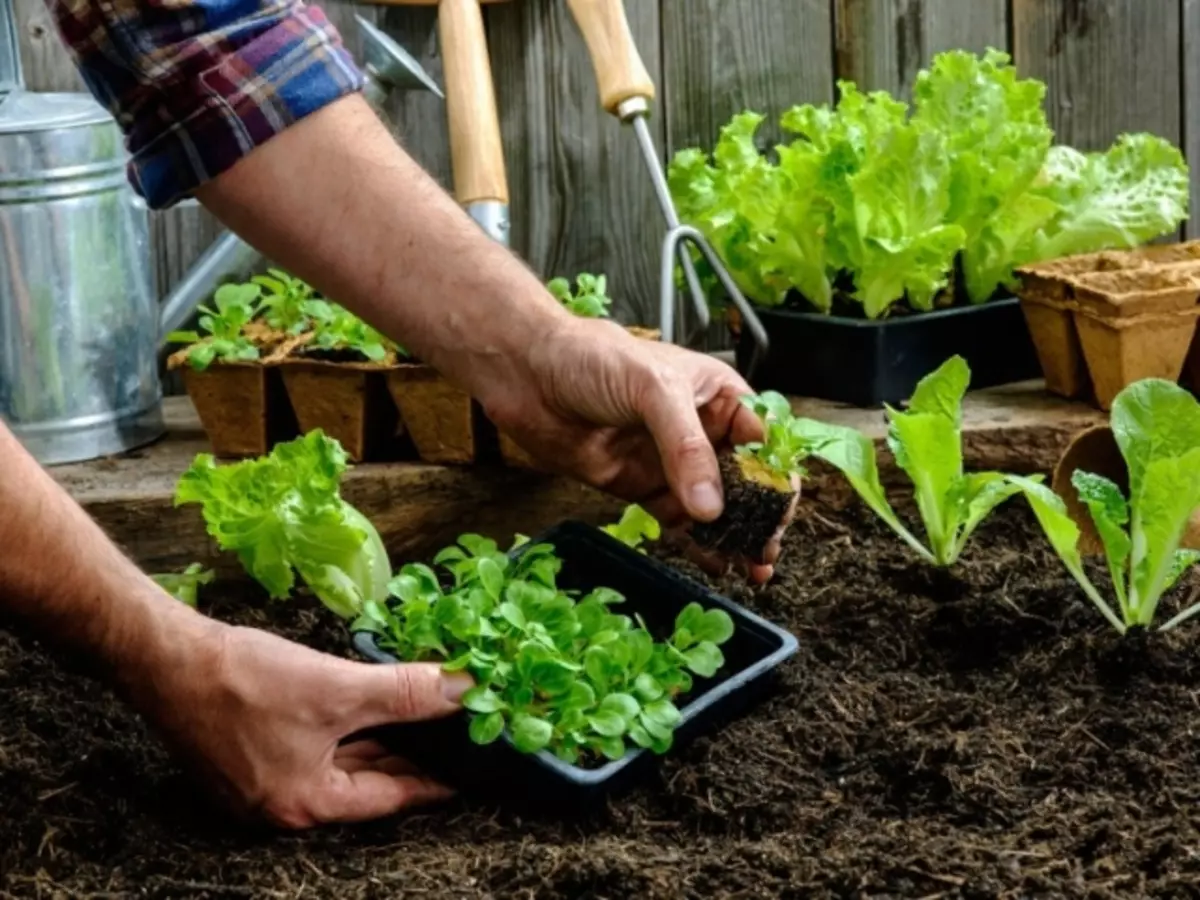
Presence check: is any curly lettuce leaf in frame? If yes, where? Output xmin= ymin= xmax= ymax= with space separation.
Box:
xmin=175 ymin=431 xmax=390 ymax=619
xmin=1023 ymin=134 xmax=1189 ymax=263
xmin=912 ymin=48 xmax=1056 ymax=303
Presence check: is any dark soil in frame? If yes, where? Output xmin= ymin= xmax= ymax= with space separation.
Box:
xmin=691 ymin=452 xmax=796 ymax=563
xmin=3 ymin=500 xmax=1200 ymax=898
xmin=297 ymin=347 xmax=371 ymax=364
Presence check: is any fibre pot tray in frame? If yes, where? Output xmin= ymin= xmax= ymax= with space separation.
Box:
xmin=351 ymin=521 xmax=798 ymax=814
xmin=736 ymin=296 xmax=1039 ymax=406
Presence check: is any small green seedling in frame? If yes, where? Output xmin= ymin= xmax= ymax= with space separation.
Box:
xmin=353 ymin=533 xmax=735 ymax=764
xmin=303 ymin=300 xmax=398 ymax=362
xmin=150 ymin=563 xmax=214 ymax=608
xmin=548 ymin=273 xmax=613 ymax=319
xmin=252 ymin=268 xmax=317 ymax=334
xmin=737 ymin=391 xmax=814 ymax=484
xmin=602 ymin=504 xmax=661 ymax=552
xmin=795 ymin=356 xmax=1031 ymax=566
xmin=166 ymin=283 xmax=262 ymax=371
xmin=1014 ymin=379 xmax=1200 ymax=634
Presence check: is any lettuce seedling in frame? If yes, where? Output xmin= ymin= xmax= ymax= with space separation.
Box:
xmin=796 ymin=356 xmax=1030 ymax=566
xmin=166 ymin=283 xmax=262 ymax=371
xmin=302 ymin=300 xmax=398 ymax=362
xmin=548 ymin=273 xmax=613 ymax=319
xmin=602 ymin=504 xmax=661 ymax=552
xmin=353 ymin=533 xmax=734 ymax=764
xmin=252 ymin=268 xmax=316 ymax=334
xmin=150 ymin=563 xmax=214 ymax=608
xmin=174 ymin=431 xmax=390 ymax=619
xmin=690 ymin=391 xmax=809 ymax=562
xmin=1013 ymin=380 xmax=1200 ymax=634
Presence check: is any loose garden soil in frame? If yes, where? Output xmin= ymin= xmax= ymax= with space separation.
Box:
xmin=2 ymin=499 xmax=1199 ymax=898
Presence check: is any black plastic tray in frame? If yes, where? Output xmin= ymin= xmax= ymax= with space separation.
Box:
xmin=735 ymin=296 xmax=1040 ymax=406
xmin=351 ymin=520 xmax=798 ymax=815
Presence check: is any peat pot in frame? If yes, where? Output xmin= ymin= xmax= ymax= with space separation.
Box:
xmin=0 ymin=89 xmax=163 ymax=464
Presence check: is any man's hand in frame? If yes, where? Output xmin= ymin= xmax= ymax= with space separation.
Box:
xmin=482 ymin=317 xmax=790 ymax=583
xmin=135 ymin=621 xmax=471 ymax=829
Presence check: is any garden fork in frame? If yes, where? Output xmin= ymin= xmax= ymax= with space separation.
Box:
xmin=565 ymin=0 xmax=769 ymax=379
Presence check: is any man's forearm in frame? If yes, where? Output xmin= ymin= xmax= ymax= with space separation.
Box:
xmin=0 ymin=423 xmax=215 ymax=691
xmin=196 ymin=95 xmax=578 ymax=413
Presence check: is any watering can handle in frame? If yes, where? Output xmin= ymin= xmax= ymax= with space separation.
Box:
xmin=440 ymin=0 xmax=508 ymax=207
xmin=566 ymin=0 xmax=655 ymax=116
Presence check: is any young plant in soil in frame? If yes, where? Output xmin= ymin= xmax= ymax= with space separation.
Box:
xmin=690 ymin=392 xmax=808 ymax=563
xmin=1014 ymin=379 xmax=1200 ymax=634
xmin=302 ymin=300 xmax=401 ymax=363
xmin=166 ymin=284 xmax=262 ymax=370
xmin=252 ymin=269 xmax=317 ymax=335
xmin=602 ymin=504 xmax=661 ymax=553
xmin=548 ymin=273 xmax=613 ymax=319
xmin=796 ymin=356 xmax=1032 ymax=566
xmin=149 ymin=563 xmax=213 ymax=608
xmin=174 ymin=431 xmax=390 ymax=618
xmin=353 ymin=534 xmax=735 ymax=764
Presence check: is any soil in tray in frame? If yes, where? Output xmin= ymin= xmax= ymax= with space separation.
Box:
xmin=4 ymin=502 xmax=1200 ymax=897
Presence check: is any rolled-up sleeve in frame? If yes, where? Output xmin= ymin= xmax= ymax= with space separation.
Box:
xmin=46 ymin=0 xmax=366 ymax=209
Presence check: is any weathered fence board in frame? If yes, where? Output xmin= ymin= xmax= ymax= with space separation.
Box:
xmin=1012 ymin=0 xmax=1181 ymax=151
xmin=1184 ymin=0 xmax=1200 ymax=238
xmin=834 ymin=0 xmax=1009 ymax=97
xmin=489 ymin=0 xmax=663 ymax=327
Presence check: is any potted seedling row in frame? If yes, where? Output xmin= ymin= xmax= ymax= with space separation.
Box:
xmin=670 ymin=49 xmax=1189 ymax=406
xmin=1016 ymin=242 xmax=1200 ymax=409
xmin=171 ymin=431 xmax=799 ymax=813
xmin=496 ymin=274 xmax=661 ymax=471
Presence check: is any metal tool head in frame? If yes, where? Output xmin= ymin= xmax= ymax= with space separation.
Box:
xmin=356 ymin=14 xmax=444 ymax=99
xmin=616 ymin=104 xmax=769 ymax=382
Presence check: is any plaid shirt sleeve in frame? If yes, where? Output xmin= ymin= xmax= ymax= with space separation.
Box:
xmin=46 ymin=0 xmax=366 ymax=209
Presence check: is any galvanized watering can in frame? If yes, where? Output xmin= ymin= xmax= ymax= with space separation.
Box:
xmin=0 ymin=0 xmax=438 ymax=465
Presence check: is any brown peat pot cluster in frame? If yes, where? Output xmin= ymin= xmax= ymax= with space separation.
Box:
xmin=1016 ymin=240 xmax=1200 ymax=409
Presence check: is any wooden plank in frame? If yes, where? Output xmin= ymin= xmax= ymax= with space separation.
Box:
xmin=1012 ymin=0 xmax=1181 ymax=151
xmin=52 ymin=387 xmax=1104 ymax=575
xmin=834 ymin=0 xmax=1009 ymax=97
xmin=487 ymin=0 xmax=663 ymax=329
xmin=659 ymin=0 xmax=834 ymax=351
xmin=10 ymin=0 xmax=84 ymax=91
xmin=1184 ymin=0 xmax=1200 ymax=239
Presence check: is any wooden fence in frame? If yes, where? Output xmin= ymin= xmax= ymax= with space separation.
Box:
xmin=10 ymin=0 xmax=1198 ymax=345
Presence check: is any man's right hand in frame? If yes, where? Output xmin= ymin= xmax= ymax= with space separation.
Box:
xmin=135 ymin=619 xmax=471 ymax=828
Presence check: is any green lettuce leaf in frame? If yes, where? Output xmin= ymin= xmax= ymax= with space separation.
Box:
xmin=1071 ymin=470 xmax=1131 ymax=612
xmin=175 ymin=431 xmax=390 ymax=619
xmin=1023 ymin=134 xmax=1189 ymax=262
xmin=911 ymin=48 xmax=1055 ymax=303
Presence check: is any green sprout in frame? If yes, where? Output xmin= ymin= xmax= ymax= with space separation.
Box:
xmin=352 ymin=534 xmax=735 ymax=764
xmin=150 ymin=563 xmax=214 ymax=608
xmin=303 ymin=300 xmax=399 ymax=362
xmin=602 ymin=504 xmax=661 ymax=553
xmin=548 ymin=273 xmax=613 ymax=319
xmin=166 ymin=283 xmax=262 ymax=371
xmin=252 ymin=268 xmax=317 ymax=334
xmin=735 ymin=391 xmax=814 ymax=483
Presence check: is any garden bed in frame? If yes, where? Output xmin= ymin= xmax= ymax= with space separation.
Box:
xmin=2 ymin=498 xmax=1198 ymax=897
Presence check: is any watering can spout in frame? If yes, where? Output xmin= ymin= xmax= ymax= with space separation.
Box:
xmin=156 ymin=22 xmax=441 ymax=342
xmin=1052 ymin=425 xmax=1200 ymax=555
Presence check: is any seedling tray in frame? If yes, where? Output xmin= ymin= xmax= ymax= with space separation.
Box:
xmin=351 ymin=520 xmax=798 ymax=815
xmin=735 ymin=296 xmax=1039 ymax=406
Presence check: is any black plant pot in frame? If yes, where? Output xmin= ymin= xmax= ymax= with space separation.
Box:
xmin=735 ymin=296 xmax=1041 ymax=406
xmin=351 ymin=520 xmax=798 ymax=816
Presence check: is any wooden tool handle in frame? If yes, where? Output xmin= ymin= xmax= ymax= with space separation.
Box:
xmin=566 ymin=0 xmax=655 ymax=115
xmin=439 ymin=0 xmax=508 ymax=205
